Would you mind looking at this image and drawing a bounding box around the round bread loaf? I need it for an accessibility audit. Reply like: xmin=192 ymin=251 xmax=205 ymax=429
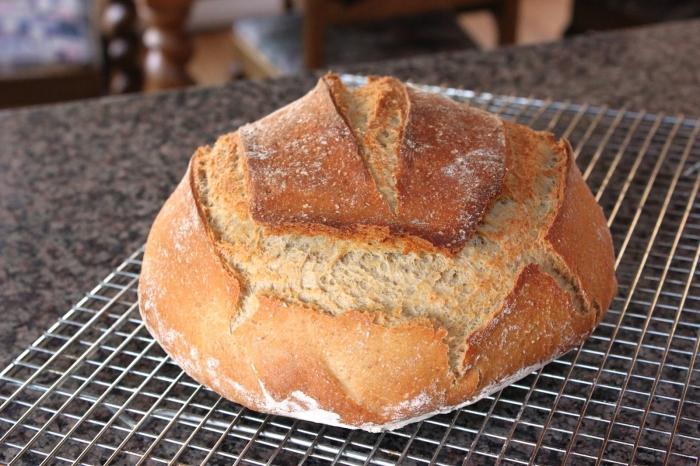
xmin=139 ymin=74 xmax=617 ymax=431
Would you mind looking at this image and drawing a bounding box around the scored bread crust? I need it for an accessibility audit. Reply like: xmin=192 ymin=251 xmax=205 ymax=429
xmin=139 ymin=76 xmax=617 ymax=431
xmin=240 ymin=75 xmax=507 ymax=254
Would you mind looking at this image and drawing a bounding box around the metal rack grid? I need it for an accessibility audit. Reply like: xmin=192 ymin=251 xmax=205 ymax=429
xmin=1 ymin=75 xmax=699 ymax=465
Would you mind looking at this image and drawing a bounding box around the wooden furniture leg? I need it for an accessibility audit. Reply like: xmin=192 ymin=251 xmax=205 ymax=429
xmin=136 ymin=0 xmax=194 ymax=91
xmin=494 ymin=0 xmax=519 ymax=45
xmin=302 ymin=0 xmax=326 ymax=70
xmin=101 ymin=0 xmax=143 ymax=93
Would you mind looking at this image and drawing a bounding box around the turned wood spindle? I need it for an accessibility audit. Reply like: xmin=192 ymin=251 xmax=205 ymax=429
xmin=136 ymin=0 xmax=194 ymax=91
xmin=101 ymin=0 xmax=143 ymax=94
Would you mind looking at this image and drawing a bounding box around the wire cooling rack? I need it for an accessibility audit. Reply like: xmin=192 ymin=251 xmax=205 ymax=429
xmin=1 ymin=76 xmax=699 ymax=466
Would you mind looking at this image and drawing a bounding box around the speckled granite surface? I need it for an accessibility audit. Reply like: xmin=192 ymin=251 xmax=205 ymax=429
xmin=1 ymin=19 xmax=699 ymax=366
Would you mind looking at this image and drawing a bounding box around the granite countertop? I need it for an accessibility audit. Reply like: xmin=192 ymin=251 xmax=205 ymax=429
xmin=1 ymin=19 xmax=699 ymax=367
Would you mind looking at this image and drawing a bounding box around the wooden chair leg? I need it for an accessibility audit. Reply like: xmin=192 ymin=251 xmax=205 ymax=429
xmin=303 ymin=0 xmax=325 ymax=70
xmin=136 ymin=0 xmax=194 ymax=91
xmin=494 ymin=0 xmax=519 ymax=45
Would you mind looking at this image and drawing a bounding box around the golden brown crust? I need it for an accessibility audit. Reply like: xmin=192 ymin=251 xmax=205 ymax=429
xmin=460 ymin=264 xmax=596 ymax=399
xmin=545 ymin=143 xmax=618 ymax=319
xmin=395 ymin=85 xmax=506 ymax=252
xmin=239 ymin=74 xmax=506 ymax=254
xmin=240 ymin=79 xmax=393 ymax=241
xmin=238 ymin=298 xmax=459 ymax=426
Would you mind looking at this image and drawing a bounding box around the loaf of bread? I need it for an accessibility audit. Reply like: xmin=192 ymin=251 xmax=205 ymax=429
xmin=139 ymin=74 xmax=617 ymax=431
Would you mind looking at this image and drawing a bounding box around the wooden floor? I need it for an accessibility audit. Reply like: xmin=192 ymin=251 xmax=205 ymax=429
xmin=188 ymin=0 xmax=572 ymax=86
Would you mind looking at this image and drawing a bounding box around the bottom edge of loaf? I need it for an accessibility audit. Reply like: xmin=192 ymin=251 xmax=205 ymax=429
xmin=171 ymin=349 xmax=562 ymax=433
xmin=299 ymin=356 xmax=557 ymax=432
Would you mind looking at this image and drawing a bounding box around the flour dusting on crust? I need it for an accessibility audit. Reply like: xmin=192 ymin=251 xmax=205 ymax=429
xmin=255 ymin=381 xmax=342 ymax=426
xmin=381 ymin=390 xmax=434 ymax=419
